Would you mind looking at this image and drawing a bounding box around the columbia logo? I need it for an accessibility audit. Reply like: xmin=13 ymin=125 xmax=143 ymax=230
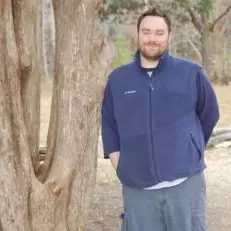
xmin=124 ymin=90 xmax=136 ymax=95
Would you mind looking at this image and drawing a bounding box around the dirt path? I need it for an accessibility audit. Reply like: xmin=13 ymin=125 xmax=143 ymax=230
xmin=205 ymin=147 xmax=231 ymax=231
xmin=86 ymin=147 xmax=231 ymax=231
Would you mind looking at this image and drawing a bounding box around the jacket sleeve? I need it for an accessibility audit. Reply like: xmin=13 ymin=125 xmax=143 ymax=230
xmin=101 ymin=79 xmax=120 ymax=159
xmin=196 ymin=68 xmax=220 ymax=145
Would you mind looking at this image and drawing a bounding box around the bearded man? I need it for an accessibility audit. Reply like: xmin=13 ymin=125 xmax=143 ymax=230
xmin=101 ymin=7 xmax=219 ymax=231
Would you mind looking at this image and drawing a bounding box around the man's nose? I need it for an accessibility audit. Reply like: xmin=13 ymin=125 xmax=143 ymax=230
xmin=149 ymin=33 xmax=158 ymax=41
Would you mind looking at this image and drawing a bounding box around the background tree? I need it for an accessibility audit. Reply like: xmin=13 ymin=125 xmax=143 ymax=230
xmin=100 ymin=0 xmax=231 ymax=83
xmin=175 ymin=0 xmax=231 ymax=81
xmin=0 ymin=0 xmax=114 ymax=230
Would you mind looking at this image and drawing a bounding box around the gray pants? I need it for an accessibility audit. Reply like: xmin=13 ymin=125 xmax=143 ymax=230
xmin=121 ymin=172 xmax=208 ymax=231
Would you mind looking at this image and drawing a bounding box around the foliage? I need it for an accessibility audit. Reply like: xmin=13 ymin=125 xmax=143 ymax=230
xmin=99 ymin=0 xmax=144 ymax=21
xmin=112 ymin=34 xmax=133 ymax=67
xmin=197 ymin=0 xmax=214 ymax=14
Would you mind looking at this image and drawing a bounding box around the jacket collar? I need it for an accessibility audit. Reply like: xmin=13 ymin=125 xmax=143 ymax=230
xmin=134 ymin=49 xmax=170 ymax=70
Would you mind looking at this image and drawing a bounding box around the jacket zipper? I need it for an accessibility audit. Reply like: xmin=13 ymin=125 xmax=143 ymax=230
xmin=148 ymin=75 xmax=160 ymax=181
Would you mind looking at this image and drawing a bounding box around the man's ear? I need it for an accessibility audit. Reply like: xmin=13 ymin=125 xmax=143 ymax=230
xmin=168 ymin=31 xmax=172 ymax=44
xmin=136 ymin=32 xmax=139 ymax=46
xmin=168 ymin=31 xmax=172 ymax=51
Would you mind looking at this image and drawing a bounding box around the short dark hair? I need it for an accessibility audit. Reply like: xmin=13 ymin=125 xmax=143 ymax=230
xmin=137 ymin=8 xmax=171 ymax=32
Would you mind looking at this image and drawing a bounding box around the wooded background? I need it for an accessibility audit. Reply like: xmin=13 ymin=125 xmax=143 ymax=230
xmin=43 ymin=0 xmax=231 ymax=83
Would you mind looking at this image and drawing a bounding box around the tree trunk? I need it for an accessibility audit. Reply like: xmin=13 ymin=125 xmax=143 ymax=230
xmin=11 ymin=0 xmax=42 ymax=173
xmin=201 ymin=30 xmax=214 ymax=81
xmin=0 ymin=0 xmax=115 ymax=230
xmin=201 ymin=12 xmax=215 ymax=82
xmin=0 ymin=0 xmax=34 ymax=229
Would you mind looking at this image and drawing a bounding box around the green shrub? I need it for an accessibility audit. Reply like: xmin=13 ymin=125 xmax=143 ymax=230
xmin=113 ymin=34 xmax=132 ymax=67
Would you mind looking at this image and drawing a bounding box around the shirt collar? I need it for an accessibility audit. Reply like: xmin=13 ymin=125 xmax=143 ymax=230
xmin=134 ymin=49 xmax=170 ymax=69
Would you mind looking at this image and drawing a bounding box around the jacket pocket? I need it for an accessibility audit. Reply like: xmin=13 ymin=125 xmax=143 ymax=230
xmin=116 ymin=132 xmax=154 ymax=187
xmin=153 ymin=127 xmax=204 ymax=179
xmin=190 ymin=132 xmax=202 ymax=154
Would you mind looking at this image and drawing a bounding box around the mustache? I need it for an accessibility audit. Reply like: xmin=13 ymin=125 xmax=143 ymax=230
xmin=145 ymin=42 xmax=160 ymax=46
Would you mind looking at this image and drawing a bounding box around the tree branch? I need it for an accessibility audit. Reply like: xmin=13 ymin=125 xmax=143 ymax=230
xmin=186 ymin=35 xmax=202 ymax=62
xmin=210 ymin=5 xmax=231 ymax=32
xmin=174 ymin=0 xmax=203 ymax=34
xmin=187 ymin=7 xmax=203 ymax=35
xmin=221 ymin=17 xmax=229 ymax=34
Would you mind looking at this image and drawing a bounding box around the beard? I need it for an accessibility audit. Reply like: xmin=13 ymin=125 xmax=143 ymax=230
xmin=139 ymin=43 xmax=168 ymax=61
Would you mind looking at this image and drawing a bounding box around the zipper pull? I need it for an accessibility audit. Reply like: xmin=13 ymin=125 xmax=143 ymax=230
xmin=149 ymin=83 xmax=154 ymax=91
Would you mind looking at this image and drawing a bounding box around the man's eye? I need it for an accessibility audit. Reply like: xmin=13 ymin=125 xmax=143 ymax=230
xmin=156 ymin=32 xmax=165 ymax=36
xmin=143 ymin=31 xmax=151 ymax=35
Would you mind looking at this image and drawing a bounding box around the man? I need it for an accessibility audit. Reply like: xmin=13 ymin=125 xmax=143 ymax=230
xmin=101 ymin=7 xmax=219 ymax=231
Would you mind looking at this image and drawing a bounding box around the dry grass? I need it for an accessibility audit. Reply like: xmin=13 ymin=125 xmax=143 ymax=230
xmin=213 ymin=84 xmax=231 ymax=127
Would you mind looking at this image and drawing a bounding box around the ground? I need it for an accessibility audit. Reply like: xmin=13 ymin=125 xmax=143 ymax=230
xmin=41 ymin=84 xmax=231 ymax=231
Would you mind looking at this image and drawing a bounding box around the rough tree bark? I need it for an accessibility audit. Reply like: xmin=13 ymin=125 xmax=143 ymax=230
xmin=0 ymin=0 xmax=34 ymax=229
xmin=12 ymin=0 xmax=42 ymax=173
xmin=0 ymin=0 xmax=114 ymax=230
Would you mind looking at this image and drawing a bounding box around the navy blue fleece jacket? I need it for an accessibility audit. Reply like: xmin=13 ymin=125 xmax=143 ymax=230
xmin=101 ymin=51 xmax=219 ymax=188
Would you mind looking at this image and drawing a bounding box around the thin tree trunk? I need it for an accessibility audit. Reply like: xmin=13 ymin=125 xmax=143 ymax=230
xmin=0 ymin=0 xmax=33 ymax=229
xmin=35 ymin=1 xmax=109 ymax=229
xmin=201 ymin=30 xmax=214 ymax=81
xmin=12 ymin=0 xmax=42 ymax=173
xmin=201 ymin=12 xmax=215 ymax=82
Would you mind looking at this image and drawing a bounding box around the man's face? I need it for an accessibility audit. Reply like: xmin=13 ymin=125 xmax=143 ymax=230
xmin=138 ymin=16 xmax=171 ymax=61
